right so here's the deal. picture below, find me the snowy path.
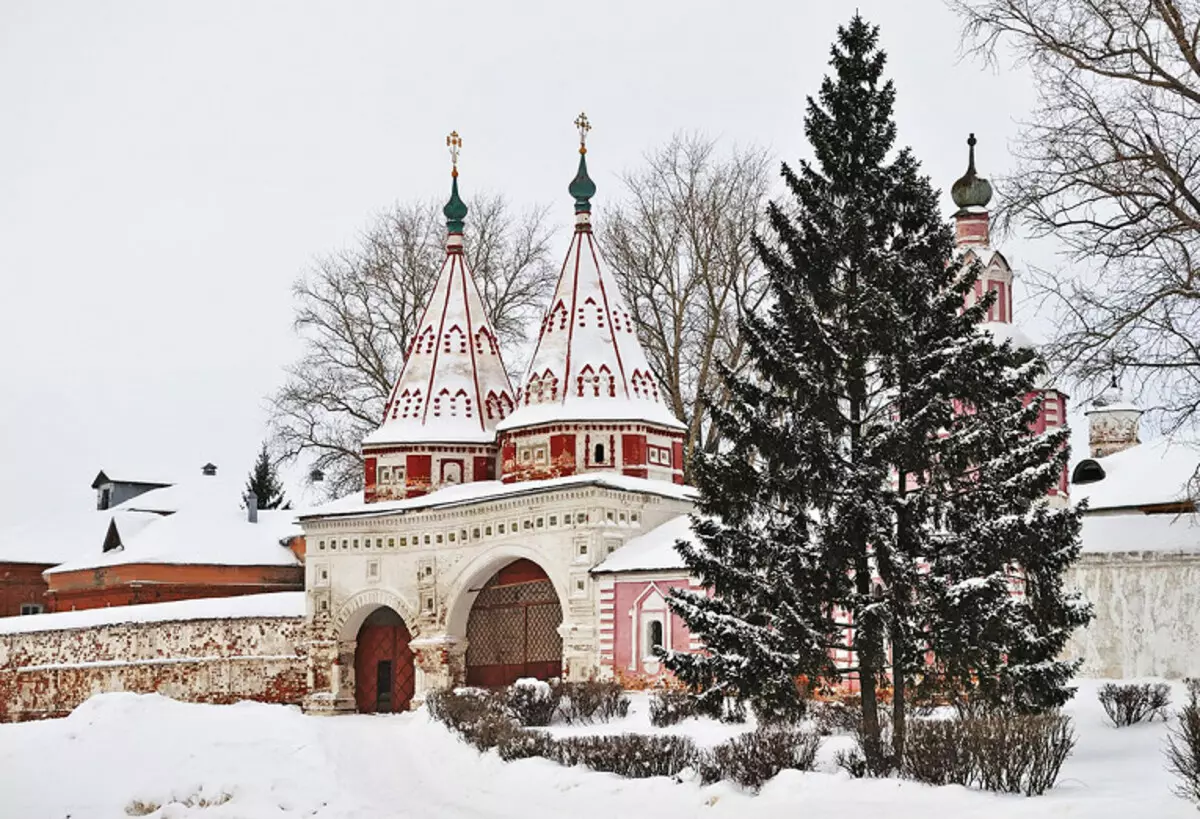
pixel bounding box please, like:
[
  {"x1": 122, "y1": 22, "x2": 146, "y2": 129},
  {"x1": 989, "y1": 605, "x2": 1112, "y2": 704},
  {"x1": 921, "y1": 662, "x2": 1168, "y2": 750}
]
[{"x1": 0, "y1": 682, "x2": 1193, "y2": 818}]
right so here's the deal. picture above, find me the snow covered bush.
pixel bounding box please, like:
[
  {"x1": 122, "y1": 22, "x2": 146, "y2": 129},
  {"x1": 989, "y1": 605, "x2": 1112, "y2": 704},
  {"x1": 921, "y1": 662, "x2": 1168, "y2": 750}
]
[
  {"x1": 553, "y1": 734, "x2": 700, "y2": 779},
  {"x1": 496, "y1": 728, "x2": 557, "y2": 762},
  {"x1": 649, "y1": 688, "x2": 695, "y2": 727},
  {"x1": 425, "y1": 689, "x2": 522, "y2": 752},
  {"x1": 1097, "y1": 682, "x2": 1171, "y2": 727},
  {"x1": 1166, "y1": 681, "x2": 1200, "y2": 807},
  {"x1": 809, "y1": 700, "x2": 861, "y2": 736},
  {"x1": 506, "y1": 678, "x2": 561, "y2": 727},
  {"x1": 969, "y1": 714, "x2": 1075, "y2": 796},
  {"x1": 903, "y1": 713, "x2": 1074, "y2": 795},
  {"x1": 555, "y1": 681, "x2": 629, "y2": 724},
  {"x1": 902, "y1": 718, "x2": 976, "y2": 786},
  {"x1": 701, "y1": 726, "x2": 822, "y2": 791}
]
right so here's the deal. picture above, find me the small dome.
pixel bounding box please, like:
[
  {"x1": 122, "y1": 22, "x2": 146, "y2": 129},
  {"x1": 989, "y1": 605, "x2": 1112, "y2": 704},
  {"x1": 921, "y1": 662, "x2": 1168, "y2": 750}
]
[{"x1": 951, "y1": 133, "x2": 993, "y2": 210}]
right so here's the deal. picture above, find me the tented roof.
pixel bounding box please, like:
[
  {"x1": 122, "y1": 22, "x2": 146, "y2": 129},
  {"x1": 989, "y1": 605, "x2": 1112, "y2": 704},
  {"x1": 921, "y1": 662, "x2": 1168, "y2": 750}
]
[
  {"x1": 497, "y1": 221, "x2": 683, "y2": 432},
  {"x1": 364, "y1": 241, "x2": 515, "y2": 447}
]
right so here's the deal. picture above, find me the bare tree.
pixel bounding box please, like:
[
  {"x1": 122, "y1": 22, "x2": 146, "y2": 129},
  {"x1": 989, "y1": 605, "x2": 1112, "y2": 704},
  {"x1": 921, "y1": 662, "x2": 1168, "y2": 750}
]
[
  {"x1": 271, "y1": 195, "x2": 556, "y2": 497},
  {"x1": 953, "y1": 0, "x2": 1200, "y2": 430},
  {"x1": 601, "y1": 134, "x2": 771, "y2": 470}
]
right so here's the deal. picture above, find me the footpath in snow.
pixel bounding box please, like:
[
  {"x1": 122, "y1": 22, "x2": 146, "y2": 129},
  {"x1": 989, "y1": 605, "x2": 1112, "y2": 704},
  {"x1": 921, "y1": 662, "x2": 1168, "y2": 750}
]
[{"x1": 0, "y1": 680, "x2": 1194, "y2": 818}]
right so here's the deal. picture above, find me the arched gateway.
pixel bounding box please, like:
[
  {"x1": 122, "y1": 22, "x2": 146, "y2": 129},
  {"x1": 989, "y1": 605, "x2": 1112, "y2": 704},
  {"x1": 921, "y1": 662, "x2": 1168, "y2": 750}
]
[
  {"x1": 354, "y1": 607, "x2": 414, "y2": 713},
  {"x1": 465, "y1": 559, "x2": 563, "y2": 686}
]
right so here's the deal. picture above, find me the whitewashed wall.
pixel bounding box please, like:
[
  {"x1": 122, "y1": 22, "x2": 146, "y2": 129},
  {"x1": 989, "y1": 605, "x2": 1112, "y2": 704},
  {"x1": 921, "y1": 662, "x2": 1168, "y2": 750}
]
[{"x1": 1065, "y1": 550, "x2": 1200, "y2": 679}]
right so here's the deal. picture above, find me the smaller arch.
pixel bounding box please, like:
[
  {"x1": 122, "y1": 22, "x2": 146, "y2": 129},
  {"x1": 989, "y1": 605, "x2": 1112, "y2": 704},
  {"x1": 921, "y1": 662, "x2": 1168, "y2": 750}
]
[{"x1": 335, "y1": 588, "x2": 419, "y2": 641}]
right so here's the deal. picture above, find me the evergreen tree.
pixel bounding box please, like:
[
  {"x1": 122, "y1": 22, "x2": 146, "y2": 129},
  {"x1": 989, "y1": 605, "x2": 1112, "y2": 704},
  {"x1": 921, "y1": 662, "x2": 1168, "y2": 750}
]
[
  {"x1": 245, "y1": 442, "x2": 289, "y2": 510},
  {"x1": 663, "y1": 15, "x2": 1091, "y2": 771}
]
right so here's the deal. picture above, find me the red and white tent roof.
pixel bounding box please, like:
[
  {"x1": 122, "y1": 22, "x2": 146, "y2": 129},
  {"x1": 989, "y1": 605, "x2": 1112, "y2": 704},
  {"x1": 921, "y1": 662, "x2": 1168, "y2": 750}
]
[
  {"x1": 497, "y1": 215, "x2": 684, "y2": 432},
  {"x1": 364, "y1": 236, "x2": 516, "y2": 446}
]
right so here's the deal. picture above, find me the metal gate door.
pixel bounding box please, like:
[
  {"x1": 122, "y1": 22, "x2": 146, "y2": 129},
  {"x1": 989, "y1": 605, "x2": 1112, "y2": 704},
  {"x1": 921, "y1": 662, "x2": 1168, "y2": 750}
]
[
  {"x1": 465, "y1": 559, "x2": 563, "y2": 687},
  {"x1": 355, "y1": 608, "x2": 414, "y2": 713}
]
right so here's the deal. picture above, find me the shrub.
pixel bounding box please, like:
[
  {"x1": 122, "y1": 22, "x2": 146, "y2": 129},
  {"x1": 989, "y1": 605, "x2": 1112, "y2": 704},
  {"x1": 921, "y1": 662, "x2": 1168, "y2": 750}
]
[
  {"x1": 967, "y1": 713, "x2": 1075, "y2": 796},
  {"x1": 554, "y1": 734, "x2": 700, "y2": 779},
  {"x1": 506, "y1": 678, "x2": 561, "y2": 727},
  {"x1": 1097, "y1": 682, "x2": 1171, "y2": 727},
  {"x1": 1166, "y1": 683, "x2": 1200, "y2": 806},
  {"x1": 426, "y1": 688, "x2": 522, "y2": 752},
  {"x1": 701, "y1": 726, "x2": 822, "y2": 791},
  {"x1": 834, "y1": 748, "x2": 868, "y2": 778},
  {"x1": 810, "y1": 701, "x2": 861, "y2": 736},
  {"x1": 903, "y1": 718, "x2": 975, "y2": 787},
  {"x1": 556, "y1": 681, "x2": 630, "y2": 724},
  {"x1": 649, "y1": 688, "x2": 695, "y2": 727},
  {"x1": 497, "y1": 728, "x2": 558, "y2": 762}
]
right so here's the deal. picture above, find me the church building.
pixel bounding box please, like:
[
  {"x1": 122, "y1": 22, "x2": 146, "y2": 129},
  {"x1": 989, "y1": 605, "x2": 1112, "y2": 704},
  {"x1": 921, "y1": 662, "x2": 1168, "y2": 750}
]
[{"x1": 298, "y1": 125, "x2": 1065, "y2": 714}]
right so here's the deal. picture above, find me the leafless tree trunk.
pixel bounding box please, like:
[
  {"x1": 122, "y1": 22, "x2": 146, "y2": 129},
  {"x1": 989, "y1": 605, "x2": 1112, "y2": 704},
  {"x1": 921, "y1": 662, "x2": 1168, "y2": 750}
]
[
  {"x1": 270, "y1": 196, "x2": 555, "y2": 498},
  {"x1": 953, "y1": 0, "x2": 1200, "y2": 431},
  {"x1": 600, "y1": 134, "x2": 770, "y2": 472}
]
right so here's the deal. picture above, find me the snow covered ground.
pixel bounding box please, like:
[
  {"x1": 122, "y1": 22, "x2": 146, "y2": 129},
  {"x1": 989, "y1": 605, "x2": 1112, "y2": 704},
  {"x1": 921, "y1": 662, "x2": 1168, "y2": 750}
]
[{"x1": 0, "y1": 680, "x2": 1193, "y2": 818}]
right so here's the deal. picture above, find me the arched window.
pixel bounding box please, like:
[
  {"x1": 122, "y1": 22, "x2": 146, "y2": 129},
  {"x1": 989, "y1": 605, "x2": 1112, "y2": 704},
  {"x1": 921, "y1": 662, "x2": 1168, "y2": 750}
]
[
  {"x1": 594, "y1": 443, "x2": 605, "y2": 464},
  {"x1": 647, "y1": 619, "x2": 664, "y2": 652}
]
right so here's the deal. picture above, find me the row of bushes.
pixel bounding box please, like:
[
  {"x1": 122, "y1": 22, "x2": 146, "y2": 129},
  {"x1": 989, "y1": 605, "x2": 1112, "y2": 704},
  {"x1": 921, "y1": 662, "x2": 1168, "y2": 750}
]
[
  {"x1": 1167, "y1": 679, "x2": 1200, "y2": 807},
  {"x1": 902, "y1": 714, "x2": 1075, "y2": 796},
  {"x1": 429, "y1": 679, "x2": 631, "y2": 729},
  {"x1": 427, "y1": 687, "x2": 820, "y2": 791}
]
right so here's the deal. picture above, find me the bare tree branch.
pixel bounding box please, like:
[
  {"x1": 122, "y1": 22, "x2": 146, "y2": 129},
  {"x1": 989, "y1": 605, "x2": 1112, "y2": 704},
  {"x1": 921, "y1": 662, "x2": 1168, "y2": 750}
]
[
  {"x1": 600, "y1": 134, "x2": 771, "y2": 473},
  {"x1": 952, "y1": 0, "x2": 1200, "y2": 434}
]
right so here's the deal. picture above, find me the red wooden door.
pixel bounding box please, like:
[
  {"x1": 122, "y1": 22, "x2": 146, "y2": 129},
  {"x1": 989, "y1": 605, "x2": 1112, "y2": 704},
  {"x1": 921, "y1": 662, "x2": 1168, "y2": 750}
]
[
  {"x1": 355, "y1": 608, "x2": 414, "y2": 713},
  {"x1": 465, "y1": 559, "x2": 563, "y2": 687}
]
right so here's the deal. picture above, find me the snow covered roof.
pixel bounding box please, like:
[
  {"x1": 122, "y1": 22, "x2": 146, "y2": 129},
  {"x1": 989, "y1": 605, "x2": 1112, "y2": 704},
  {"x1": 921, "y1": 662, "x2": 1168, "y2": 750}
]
[
  {"x1": 496, "y1": 195, "x2": 684, "y2": 433},
  {"x1": 0, "y1": 511, "x2": 116, "y2": 566},
  {"x1": 591, "y1": 514, "x2": 697, "y2": 573},
  {"x1": 363, "y1": 223, "x2": 516, "y2": 447},
  {"x1": 979, "y1": 320, "x2": 1038, "y2": 351},
  {"x1": 1072, "y1": 437, "x2": 1199, "y2": 512},
  {"x1": 0, "y1": 591, "x2": 304, "y2": 635},
  {"x1": 1080, "y1": 512, "x2": 1200, "y2": 554},
  {"x1": 300, "y1": 473, "x2": 696, "y2": 522},
  {"x1": 955, "y1": 245, "x2": 1010, "y2": 272}
]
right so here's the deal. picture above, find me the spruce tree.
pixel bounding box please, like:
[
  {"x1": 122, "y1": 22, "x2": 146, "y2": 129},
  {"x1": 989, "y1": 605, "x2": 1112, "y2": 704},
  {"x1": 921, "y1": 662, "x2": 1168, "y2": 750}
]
[
  {"x1": 245, "y1": 442, "x2": 289, "y2": 510},
  {"x1": 664, "y1": 15, "x2": 1090, "y2": 771}
]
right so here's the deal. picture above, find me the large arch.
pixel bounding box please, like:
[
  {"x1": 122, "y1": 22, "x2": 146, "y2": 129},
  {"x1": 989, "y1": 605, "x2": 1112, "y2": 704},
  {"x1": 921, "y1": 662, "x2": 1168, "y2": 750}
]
[
  {"x1": 334, "y1": 589, "x2": 419, "y2": 713},
  {"x1": 444, "y1": 547, "x2": 568, "y2": 688}
]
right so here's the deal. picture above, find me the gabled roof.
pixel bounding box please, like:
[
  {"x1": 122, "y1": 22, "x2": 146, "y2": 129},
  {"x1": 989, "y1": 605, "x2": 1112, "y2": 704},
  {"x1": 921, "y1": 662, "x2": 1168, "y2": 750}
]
[
  {"x1": 90, "y1": 469, "x2": 173, "y2": 490},
  {"x1": 497, "y1": 164, "x2": 683, "y2": 432},
  {"x1": 363, "y1": 219, "x2": 516, "y2": 448},
  {"x1": 1072, "y1": 437, "x2": 1199, "y2": 512},
  {"x1": 591, "y1": 514, "x2": 697, "y2": 574}
]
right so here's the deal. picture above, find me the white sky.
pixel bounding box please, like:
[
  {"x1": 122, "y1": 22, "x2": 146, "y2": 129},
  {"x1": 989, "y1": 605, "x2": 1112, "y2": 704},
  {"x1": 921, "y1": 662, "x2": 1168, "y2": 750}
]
[{"x1": 1, "y1": 0, "x2": 1078, "y2": 522}]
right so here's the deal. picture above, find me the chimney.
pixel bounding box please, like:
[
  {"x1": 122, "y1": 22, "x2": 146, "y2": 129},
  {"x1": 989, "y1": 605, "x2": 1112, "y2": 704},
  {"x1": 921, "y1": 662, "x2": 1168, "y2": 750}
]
[
  {"x1": 1085, "y1": 381, "x2": 1142, "y2": 458},
  {"x1": 201, "y1": 462, "x2": 218, "y2": 477},
  {"x1": 246, "y1": 491, "x2": 258, "y2": 524}
]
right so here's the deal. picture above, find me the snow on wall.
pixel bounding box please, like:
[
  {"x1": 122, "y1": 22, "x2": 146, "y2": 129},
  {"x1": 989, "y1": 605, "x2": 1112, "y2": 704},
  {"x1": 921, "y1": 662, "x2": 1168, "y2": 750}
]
[
  {"x1": 1064, "y1": 550, "x2": 1200, "y2": 679},
  {"x1": 0, "y1": 599, "x2": 306, "y2": 722}
]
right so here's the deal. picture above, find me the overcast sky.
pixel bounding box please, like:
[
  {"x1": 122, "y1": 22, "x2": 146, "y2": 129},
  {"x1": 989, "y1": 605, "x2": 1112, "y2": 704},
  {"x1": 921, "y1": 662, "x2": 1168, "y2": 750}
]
[{"x1": 1, "y1": 0, "x2": 1079, "y2": 522}]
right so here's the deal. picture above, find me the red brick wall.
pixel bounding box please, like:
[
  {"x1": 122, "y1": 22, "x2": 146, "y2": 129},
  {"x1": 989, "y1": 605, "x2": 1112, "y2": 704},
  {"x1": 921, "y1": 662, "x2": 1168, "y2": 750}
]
[
  {"x1": 0, "y1": 563, "x2": 51, "y2": 617},
  {"x1": 45, "y1": 564, "x2": 303, "y2": 612}
]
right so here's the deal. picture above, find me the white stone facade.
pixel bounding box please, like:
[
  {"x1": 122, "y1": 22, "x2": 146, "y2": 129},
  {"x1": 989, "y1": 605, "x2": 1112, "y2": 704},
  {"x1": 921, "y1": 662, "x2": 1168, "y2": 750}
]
[{"x1": 300, "y1": 481, "x2": 693, "y2": 711}]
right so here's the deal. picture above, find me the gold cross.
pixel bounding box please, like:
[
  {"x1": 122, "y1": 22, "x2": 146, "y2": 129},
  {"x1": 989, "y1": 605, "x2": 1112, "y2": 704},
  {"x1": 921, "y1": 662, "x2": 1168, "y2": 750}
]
[
  {"x1": 446, "y1": 130, "x2": 462, "y2": 176},
  {"x1": 574, "y1": 112, "x2": 591, "y2": 154}
]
